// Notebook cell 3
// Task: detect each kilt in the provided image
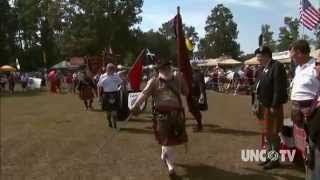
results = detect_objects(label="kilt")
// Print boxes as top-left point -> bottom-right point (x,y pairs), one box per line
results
309,108 -> 320,149
153,109 -> 188,146
102,91 -> 120,111
79,86 -> 94,100
291,100 -> 314,128
291,100 -> 314,154
257,105 -> 284,136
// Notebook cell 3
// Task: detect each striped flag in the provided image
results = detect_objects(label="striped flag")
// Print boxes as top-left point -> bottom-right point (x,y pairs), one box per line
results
299,0 -> 320,30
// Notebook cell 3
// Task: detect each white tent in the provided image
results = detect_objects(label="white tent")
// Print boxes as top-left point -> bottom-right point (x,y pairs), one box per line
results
311,49 -> 320,61
218,58 -> 242,65
217,56 -> 242,66
50,61 -> 71,69
245,49 -> 320,65
198,58 -> 218,67
244,57 -> 259,65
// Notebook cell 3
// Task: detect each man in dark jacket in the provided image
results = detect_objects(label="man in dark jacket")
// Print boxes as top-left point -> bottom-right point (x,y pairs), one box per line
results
189,62 -> 208,132
254,46 -> 288,169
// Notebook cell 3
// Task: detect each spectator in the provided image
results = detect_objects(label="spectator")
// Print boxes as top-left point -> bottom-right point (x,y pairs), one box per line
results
290,40 -> 320,179
8,72 -> 16,94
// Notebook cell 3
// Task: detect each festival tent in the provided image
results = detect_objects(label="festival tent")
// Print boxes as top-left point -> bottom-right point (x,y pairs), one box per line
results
218,58 -> 242,65
50,61 -> 71,69
244,49 -> 320,65
143,64 -> 156,70
244,51 -> 292,65
117,64 -> 129,70
273,50 -> 320,64
198,58 -> 218,67
0,65 -> 17,72
244,57 -> 259,65
311,49 -> 320,61
277,58 -> 291,64
273,51 -> 291,64
217,56 -> 242,66
50,60 -> 81,70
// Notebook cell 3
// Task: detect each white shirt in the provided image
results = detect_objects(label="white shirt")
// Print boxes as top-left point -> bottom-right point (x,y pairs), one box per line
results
291,58 -> 320,101
97,73 -> 122,92
72,73 -> 77,80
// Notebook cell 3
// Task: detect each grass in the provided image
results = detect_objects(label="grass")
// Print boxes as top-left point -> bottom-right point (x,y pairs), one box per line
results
1,90 -> 305,180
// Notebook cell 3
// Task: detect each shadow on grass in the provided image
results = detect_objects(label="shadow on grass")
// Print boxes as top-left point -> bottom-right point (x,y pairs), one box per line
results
243,166 -> 305,180
186,124 -> 221,129
186,123 -> 259,136
129,117 -> 152,123
120,127 -> 153,135
175,163 -> 285,180
203,127 -> 260,136
0,90 -> 42,98
90,108 -> 105,112
55,120 -> 72,124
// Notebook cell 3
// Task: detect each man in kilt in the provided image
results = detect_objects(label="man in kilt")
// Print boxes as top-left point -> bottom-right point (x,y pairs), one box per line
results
97,63 -> 122,128
78,72 -> 96,110
253,46 -> 289,169
290,40 -> 320,180
131,57 -> 189,178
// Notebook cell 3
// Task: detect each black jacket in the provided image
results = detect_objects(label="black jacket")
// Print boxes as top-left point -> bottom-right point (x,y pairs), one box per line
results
256,60 -> 288,107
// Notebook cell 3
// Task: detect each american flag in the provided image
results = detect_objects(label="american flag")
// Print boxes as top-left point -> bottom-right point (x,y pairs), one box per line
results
299,0 -> 320,30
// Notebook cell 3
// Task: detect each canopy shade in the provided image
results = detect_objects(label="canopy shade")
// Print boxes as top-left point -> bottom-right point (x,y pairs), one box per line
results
217,56 -> 242,66
218,58 -> 242,65
311,49 -> 320,61
0,65 -> 16,72
244,57 -> 259,65
50,61 -> 71,69
198,58 -> 218,67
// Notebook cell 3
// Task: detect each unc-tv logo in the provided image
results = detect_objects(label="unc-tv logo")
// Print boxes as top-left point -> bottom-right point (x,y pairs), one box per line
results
241,149 -> 296,162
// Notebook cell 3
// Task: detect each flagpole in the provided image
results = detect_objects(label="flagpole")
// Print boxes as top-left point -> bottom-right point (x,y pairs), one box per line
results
300,0 -> 305,39
302,0 -> 304,39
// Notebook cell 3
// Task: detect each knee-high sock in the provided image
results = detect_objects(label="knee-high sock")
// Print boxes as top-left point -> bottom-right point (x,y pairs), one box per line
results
269,134 -> 280,152
190,110 -> 202,127
84,100 -> 88,108
161,146 -> 174,171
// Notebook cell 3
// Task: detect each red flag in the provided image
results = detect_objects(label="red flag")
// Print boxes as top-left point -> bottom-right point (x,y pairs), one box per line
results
128,49 -> 145,92
175,9 -> 193,106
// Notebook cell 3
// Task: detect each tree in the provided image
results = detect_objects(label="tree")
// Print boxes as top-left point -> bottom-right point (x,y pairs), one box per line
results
197,38 -> 209,58
62,0 -> 143,63
184,25 -> 199,47
38,0 -> 65,67
260,24 -> 276,51
201,4 -> 241,59
313,25 -> 320,49
0,0 -> 18,65
159,22 -> 199,43
154,21 -> 200,60
277,17 -> 299,51
158,21 -> 175,40
139,29 -> 176,61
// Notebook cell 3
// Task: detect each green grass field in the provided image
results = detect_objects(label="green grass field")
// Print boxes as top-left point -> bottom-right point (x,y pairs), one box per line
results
1,90 -> 305,180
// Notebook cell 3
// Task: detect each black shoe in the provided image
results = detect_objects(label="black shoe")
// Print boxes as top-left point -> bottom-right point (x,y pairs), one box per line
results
169,169 -> 177,179
257,159 -> 270,166
193,126 -> 203,132
162,155 -> 168,168
263,160 -> 280,170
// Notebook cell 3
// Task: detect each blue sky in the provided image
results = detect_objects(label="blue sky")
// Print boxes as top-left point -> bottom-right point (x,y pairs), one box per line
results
138,0 -> 319,53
